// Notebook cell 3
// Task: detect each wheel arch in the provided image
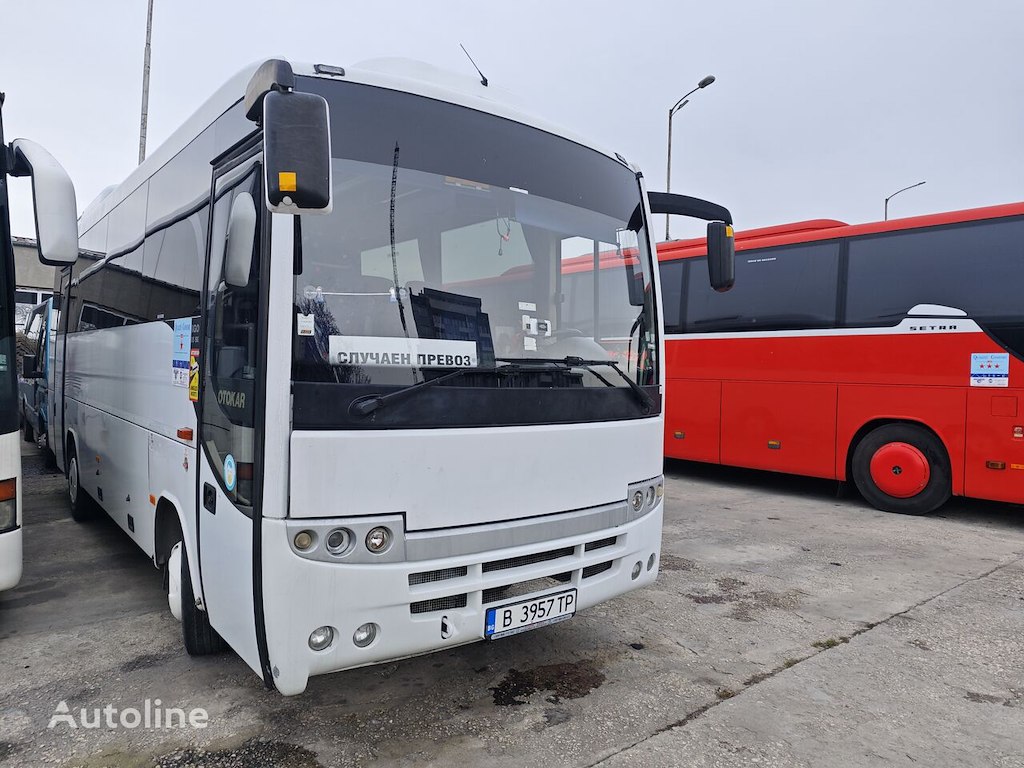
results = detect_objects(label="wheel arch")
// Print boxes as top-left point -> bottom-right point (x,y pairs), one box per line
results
64,427 -> 81,473
152,493 -> 205,608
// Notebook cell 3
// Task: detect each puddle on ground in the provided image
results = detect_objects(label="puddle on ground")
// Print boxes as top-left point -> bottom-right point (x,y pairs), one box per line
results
491,660 -> 606,706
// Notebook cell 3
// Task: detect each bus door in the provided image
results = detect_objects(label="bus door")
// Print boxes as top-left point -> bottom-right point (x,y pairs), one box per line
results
196,151 -> 267,679
51,270 -> 71,471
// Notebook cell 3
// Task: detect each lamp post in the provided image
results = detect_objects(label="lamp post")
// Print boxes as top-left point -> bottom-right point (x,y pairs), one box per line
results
665,74 -> 715,241
884,180 -> 925,221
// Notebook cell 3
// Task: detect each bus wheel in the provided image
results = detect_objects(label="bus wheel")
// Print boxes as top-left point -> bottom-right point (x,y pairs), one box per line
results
178,539 -> 227,656
66,444 -> 96,522
852,424 -> 951,515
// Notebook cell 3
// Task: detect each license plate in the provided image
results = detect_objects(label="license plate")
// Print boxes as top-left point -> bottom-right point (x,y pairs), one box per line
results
485,589 -> 577,640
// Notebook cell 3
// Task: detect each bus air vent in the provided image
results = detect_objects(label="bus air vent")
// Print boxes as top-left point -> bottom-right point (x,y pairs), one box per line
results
582,561 -> 614,579
409,566 -> 469,586
584,536 -> 617,552
483,546 -> 574,573
410,594 -> 468,614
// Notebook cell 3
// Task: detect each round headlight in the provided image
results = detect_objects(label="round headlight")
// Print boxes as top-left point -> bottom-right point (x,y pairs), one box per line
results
326,528 -> 352,556
645,485 -> 656,507
656,481 -> 664,499
294,531 -> 315,551
631,561 -> 643,580
631,490 -> 645,512
365,526 -> 393,554
353,622 -> 379,648
308,625 -> 334,651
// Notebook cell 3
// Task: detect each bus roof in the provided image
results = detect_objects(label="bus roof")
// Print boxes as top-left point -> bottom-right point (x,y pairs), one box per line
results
79,59 -> 632,233
658,202 -> 1024,261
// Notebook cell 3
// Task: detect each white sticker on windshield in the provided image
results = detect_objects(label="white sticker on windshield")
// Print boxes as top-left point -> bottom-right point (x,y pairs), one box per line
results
297,314 -> 314,337
518,301 -> 537,312
329,336 -> 478,367
524,336 -> 537,352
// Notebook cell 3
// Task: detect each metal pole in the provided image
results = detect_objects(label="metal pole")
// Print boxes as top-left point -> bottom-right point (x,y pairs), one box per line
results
665,109 -> 673,242
138,0 -> 154,165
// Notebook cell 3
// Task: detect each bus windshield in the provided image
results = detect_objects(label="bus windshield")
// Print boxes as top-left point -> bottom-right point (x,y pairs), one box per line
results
292,79 -> 656,428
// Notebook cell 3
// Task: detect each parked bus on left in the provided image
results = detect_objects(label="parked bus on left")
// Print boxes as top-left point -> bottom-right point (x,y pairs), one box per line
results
0,89 -> 79,590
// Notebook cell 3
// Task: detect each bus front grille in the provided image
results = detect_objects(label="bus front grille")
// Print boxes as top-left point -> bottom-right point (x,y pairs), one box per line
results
482,546 -> 574,573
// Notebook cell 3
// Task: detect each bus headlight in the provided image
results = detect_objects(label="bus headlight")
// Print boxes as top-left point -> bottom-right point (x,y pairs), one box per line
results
325,528 -> 353,556
365,527 -> 392,554
294,530 -> 315,551
627,476 -> 664,519
631,490 -> 645,512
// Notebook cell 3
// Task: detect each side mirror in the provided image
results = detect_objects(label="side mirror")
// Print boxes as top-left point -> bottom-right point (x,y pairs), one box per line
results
10,139 -> 79,266
21,354 -> 37,378
225,192 -> 257,288
262,90 -> 332,214
706,221 -> 735,293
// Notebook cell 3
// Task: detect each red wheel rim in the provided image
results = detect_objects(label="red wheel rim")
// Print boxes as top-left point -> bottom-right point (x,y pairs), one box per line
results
869,442 -> 930,498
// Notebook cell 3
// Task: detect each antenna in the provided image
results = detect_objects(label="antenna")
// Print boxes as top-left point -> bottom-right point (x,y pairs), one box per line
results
459,44 -> 488,87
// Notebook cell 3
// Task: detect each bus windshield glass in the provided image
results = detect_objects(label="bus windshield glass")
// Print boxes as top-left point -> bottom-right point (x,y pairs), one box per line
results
292,78 -> 657,428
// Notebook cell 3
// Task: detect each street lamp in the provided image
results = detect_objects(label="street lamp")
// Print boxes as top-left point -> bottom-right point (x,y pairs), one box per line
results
884,180 -> 925,221
665,74 -> 715,241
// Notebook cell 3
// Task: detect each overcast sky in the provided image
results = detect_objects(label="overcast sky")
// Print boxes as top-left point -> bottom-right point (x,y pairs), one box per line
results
2,0 -> 1021,240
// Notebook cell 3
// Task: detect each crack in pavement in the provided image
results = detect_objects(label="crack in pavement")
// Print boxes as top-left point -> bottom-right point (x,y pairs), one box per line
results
585,553 -> 1024,768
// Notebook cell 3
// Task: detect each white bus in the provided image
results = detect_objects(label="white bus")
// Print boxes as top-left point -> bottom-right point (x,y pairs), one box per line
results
51,58 -> 733,693
0,90 -> 78,592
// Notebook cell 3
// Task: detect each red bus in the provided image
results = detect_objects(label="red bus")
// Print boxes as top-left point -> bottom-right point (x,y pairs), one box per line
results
658,202 -> 1024,514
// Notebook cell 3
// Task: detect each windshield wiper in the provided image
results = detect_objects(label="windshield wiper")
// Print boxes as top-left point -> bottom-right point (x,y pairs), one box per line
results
349,366 -> 479,418
349,362 -> 544,418
495,356 -> 655,414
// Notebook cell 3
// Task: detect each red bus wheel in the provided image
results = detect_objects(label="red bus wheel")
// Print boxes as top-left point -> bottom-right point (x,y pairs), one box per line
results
852,424 -> 950,515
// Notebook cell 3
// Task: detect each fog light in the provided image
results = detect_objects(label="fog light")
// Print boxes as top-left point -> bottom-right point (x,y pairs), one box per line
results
353,622 -> 378,648
631,561 -> 642,580
308,626 -> 334,651
631,490 -> 644,512
365,526 -> 392,554
326,528 -> 352,556
647,553 -> 656,571
294,530 -> 315,551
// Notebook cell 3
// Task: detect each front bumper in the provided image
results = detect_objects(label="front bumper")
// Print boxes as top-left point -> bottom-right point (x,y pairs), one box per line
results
261,502 -> 663,695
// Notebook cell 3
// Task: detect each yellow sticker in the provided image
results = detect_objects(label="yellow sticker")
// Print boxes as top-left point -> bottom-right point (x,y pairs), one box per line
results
188,352 -> 199,402
279,171 -> 297,192
1010,464 -> 1024,471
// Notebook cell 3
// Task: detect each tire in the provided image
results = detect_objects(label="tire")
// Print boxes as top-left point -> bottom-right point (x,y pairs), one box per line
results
852,423 -> 951,515
179,539 -> 227,656
66,443 -> 96,522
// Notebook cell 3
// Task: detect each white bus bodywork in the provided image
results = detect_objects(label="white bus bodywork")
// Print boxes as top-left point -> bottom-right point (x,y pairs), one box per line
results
52,59 -> 686,694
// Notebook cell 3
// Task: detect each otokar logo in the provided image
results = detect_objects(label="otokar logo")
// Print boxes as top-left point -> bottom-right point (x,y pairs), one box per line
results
48,699 -> 209,730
